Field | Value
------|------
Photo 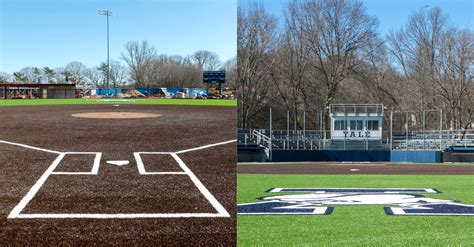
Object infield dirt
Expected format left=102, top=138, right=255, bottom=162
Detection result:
left=0, top=104, right=236, bottom=245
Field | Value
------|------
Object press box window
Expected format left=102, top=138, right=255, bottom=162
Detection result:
left=350, top=120, right=363, bottom=130
left=367, top=120, right=379, bottom=130
left=334, top=120, right=346, bottom=130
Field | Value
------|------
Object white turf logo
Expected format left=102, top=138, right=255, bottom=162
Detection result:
left=237, top=188, right=474, bottom=216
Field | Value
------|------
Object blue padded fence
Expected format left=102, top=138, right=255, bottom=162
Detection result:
left=271, top=150, right=390, bottom=162
left=390, top=151, right=441, bottom=163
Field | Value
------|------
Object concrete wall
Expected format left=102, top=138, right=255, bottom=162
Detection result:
left=390, top=151, right=442, bottom=163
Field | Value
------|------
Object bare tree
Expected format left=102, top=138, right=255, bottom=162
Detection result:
left=238, top=3, right=278, bottom=128
left=109, top=60, right=128, bottom=88
left=65, top=61, right=88, bottom=84
left=0, top=72, right=12, bottom=82
left=18, top=67, right=37, bottom=82
left=13, top=72, right=27, bottom=83
left=433, top=28, right=473, bottom=129
left=190, top=50, right=221, bottom=71
left=222, top=57, right=237, bottom=89
left=387, top=7, right=474, bottom=129
left=288, top=0, right=378, bottom=109
left=86, top=67, right=103, bottom=87
left=43, top=67, right=55, bottom=83
left=121, top=40, right=157, bottom=87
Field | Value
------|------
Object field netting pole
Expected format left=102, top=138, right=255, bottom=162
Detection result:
left=269, top=108, right=272, bottom=161
left=294, top=112, right=297, bottom=132
left=287, top=110, right=289, bottom=149
left=423, top=110, right=426, bottom=150
left=439, top=109, right=443, bottom=150
left=390, top=110, right=393, bottom=150
left=303, top=111, right=306, bottom=149
left=406, top=111, right=409, bottom=150
left=343, top=112, right=346, bottom=150
left=365, top=105, right=368, bottom=151
left=320, top=111, right=323, bottom=149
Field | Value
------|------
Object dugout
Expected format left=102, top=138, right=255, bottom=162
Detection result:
left=1, top=83, right=77, bottom=99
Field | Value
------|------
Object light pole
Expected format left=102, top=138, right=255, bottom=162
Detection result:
left=98, top=10, right=112, bottom=92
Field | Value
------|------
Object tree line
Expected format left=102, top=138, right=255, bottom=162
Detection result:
left=0, top=41, right=236, bottom=89
left=238, top=0, right=473, bottom=131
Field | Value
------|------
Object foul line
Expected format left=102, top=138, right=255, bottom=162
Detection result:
left=8, top=153, right=65, bottom=218
left=175, top=139, right=236, bottom=154
left=171, top=153, right=230, bottom=217
left=0, top=140, right=61, bottom=154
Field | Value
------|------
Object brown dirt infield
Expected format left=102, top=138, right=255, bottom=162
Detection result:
left=237, top=162, right=474, bottom=175
left=71, top=111, right=161, bottom=119
left=0, top=104, right=236, bottom=245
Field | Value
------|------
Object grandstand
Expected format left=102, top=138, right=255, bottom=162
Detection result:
left=238, top=104, right=474, bottom=162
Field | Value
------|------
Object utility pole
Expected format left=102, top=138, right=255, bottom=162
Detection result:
left=99, top=10, right=112, bottom=92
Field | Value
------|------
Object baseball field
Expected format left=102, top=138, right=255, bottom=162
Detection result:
left=237, top=163, right=474, bottom=246
left=0, top=99, right=236, bottom=245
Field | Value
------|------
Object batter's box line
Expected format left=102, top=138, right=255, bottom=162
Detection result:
left=5, top=139, right=235, bottom=219
left=134, top=152, right=186, bottom=175
left=51, top=152, right=102, bottom=175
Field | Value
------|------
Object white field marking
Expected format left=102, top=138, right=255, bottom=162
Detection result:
left=140, top=172, right=186, bottom=175
left=8, top=153, right=66, bottom=219
left=171, top=153, right=230, bottom=217
left=267, top=188, right=439, bottom=193
left=389, top=208, right=406, bottom=215
left=15, top=213, right=228, bottom=219
left=270, top=188, right=283, bottom=192
left=50, top=152, right=102, bottom=175
left=174, top=139, right=236, bottom=154
left=106, top=160, right=129, bottom=166
left=134, top=152, right=185, bottom=175
left=425, top=189, right=437, bottom=193
left=9, top=142, right=230, bottom=219
left=0, top=140, right=61, bottom=154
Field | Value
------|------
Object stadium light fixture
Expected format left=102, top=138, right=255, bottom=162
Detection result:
left=98, top=10, right=112, bottom=92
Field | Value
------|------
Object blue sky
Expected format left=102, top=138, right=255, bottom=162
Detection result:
left=240, top=0, right=473, bottom=34
left=0, top=0, right=237, bottom=74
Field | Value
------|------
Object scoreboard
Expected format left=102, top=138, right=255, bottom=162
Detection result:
left=203, top=71, right=226, bottom=84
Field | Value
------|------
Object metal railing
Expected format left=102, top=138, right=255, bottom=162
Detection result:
left=238, top=128, right=474, bottom=151
left=392, top=130, right=474, bottom=150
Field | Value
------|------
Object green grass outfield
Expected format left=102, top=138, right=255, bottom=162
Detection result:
left=0, top=98, right=236, bottom=107
left=238, top=174, right=474, bottom=246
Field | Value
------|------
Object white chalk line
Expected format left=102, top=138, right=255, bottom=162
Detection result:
left=51, top=152, right=102, bottom=175
left=171, top=153, right=230, bottom=217
left=134, top=152, right=184, bottom=175
left=5, top=140, right=232, bottom=218
left=175, top=139, right=236, bottom=154
left=15, top=213, right=228, bottom=219
left=0, top=140, right=61, bottom=154
left=8, top=153, right=65, bottom=218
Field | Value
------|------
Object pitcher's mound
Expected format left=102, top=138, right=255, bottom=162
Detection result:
left=72, top=112, right=161, bottom=119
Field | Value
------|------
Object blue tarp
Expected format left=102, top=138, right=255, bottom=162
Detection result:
left=96, top=88, right=123, bottom=95
left=95, top=87, right=208, bottom=97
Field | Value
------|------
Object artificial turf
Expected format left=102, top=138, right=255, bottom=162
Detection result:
left=237, top=174, right=474, bottom=246
left=0, top=98, right=236, bottom=107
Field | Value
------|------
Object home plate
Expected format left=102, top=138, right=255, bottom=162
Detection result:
left=107, top=160, right=129, bottom=166
left=350, top=169, right=360, bottom=172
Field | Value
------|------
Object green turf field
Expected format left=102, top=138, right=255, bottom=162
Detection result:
left=238, top=174, right=474, bottom=246
left=0, top=98, right=236, bottom=107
